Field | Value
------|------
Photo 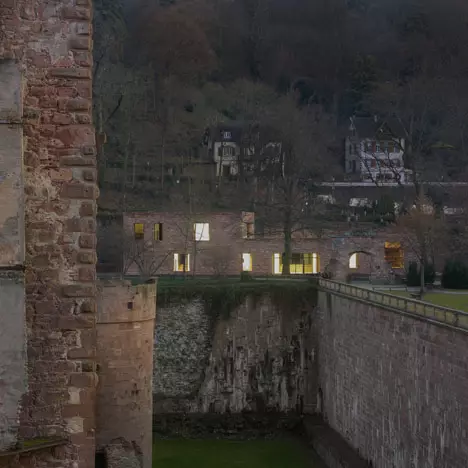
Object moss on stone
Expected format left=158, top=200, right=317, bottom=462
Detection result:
left=157, top=278, right=318, bottom=323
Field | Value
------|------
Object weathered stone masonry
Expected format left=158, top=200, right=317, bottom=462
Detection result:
left=316, top=290, right=468, bottom=468
left=97, top=280, right=156, bottom=468
left=153, top=291, right=318, bottom=415
left=0, top=1, right=97, bottom=467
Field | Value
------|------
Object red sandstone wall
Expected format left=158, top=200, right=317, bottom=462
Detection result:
left=0, top=1, right=97, bottom=467
left=123, top=212, right=405, bottom=278
left=317, top=291, right=468, bottom=468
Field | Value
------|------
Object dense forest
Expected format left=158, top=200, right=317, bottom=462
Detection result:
left=93, top=0, right=468, bottom=213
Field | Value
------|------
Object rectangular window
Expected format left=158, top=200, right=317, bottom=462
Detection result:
left=194, top=223, right=210, bottom=241
left=154, top=223, right=163, bottom=241
left=290, top=253, right=303, bottom=274
left=134, top=223, right=144, bottom=239
left=223, top=146, right=235, bottom=157
left=273, top=253, right=282, bottom=275
left=242, top=222, right=255, bottom=239
left=242, top=253, right=252, bottom=272
left=388, top=141, right=394, bottom=153
left=371, top=141, right=376, bottom=153
left=223, top=131, right=232, bottom=140
left=376, top=141, right=381, bottom=152
left=173, top=253, right=190, bottom=272
left=274, top=253, right=319, bottom=275
left=384, top=242, right=404, bottom=269
left=364, top=141, right=369, bottom=152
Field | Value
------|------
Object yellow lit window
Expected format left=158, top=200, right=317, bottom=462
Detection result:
left=134, top=223, right=144, bottom=239
left=242, top=253, right=252, bottom=272
left=275, top=253, right=320, bottom=275
left=349, top=253, right=358, bottom=269
left=154, top=223, right=163, bottom=241
left=173, top=253, right=190, bottom=272
left=384, top=242, right=404, bottom=269
left=302, top=253, right=319, bottom=274
left=194, top=223, right=210, bottom=241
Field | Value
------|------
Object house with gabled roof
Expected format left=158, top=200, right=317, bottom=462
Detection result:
left=345, top=116, right=413, bottom=185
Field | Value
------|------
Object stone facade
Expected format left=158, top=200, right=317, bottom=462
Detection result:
left=153, top=292, right=318, bottom=414
left=122, top=211, right=406, bottom=280
left=96, top=280, right=156, bottom=468
left=0, top=1, right=97, bottom=467
left=316, top=290, right=468, bottom=468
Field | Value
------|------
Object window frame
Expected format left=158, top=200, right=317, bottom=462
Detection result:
left=194, top=223, right=210, bottom=242
left=153, top=223, right=163, bottom=241
left=173, top=253, right=190, bottom=272
left=242, top=253, right=252, bottom=272
left=134, top=223, right=144, bottom=240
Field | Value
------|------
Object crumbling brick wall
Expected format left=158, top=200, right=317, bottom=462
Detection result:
left=0, top=1, right=97, bottom=467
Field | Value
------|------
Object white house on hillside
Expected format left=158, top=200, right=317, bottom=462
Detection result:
left=345, top=116, right=412, bottom=185
left=205, top=123, right=283, bottom=178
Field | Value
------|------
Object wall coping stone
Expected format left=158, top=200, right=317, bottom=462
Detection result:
left=320, top=278, right=468, bottom=332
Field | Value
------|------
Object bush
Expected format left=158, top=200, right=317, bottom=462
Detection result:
left=240, top=271, right=254, bottom=282
left=441, top=260, right=468, bottom=290
left=406, top=261, right=420, bottom=287
left=424, top=263, right=436, bottom=285
left=406, top=261, right=435, bottom=287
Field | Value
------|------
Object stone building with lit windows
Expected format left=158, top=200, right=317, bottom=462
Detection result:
left=118, top=211, right=408, bottom=281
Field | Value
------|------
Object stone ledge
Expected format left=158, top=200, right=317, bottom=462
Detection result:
left=0, top=438, right=68, bottom=458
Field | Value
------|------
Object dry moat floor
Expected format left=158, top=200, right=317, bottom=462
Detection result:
left=153, top=439, right=321, bottom=467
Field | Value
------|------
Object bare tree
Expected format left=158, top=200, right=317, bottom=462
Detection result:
left=255, top=95, right=337, bottom=274
left=202, top=246, right=236, bottom=278
left=396, top=194, right=444, bottom=297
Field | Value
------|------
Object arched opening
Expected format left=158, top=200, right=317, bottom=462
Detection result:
left=348, top=251, right=373, bottom=282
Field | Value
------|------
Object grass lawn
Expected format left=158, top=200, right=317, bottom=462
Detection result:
left=390, top=291, right=468, bottom=312
left=153, top=439, right=320, bottom=468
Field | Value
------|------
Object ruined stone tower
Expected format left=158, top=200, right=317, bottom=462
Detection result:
left=96, top=280, right=157, bottom=468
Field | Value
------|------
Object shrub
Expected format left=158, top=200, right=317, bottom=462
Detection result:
left=424, top=263, right=436, bottom=285
left=406, top=261, right=435, bottom=286
left=240, top=271, right=254, bottom=282
left=441, top=260, right=468, bottom=290
left=406, top=261, right=420, bottom=287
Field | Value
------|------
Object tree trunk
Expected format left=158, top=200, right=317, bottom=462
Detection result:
left=419, top=261, right=425, bottom=298
left=282, top=206, right=292, bottom=275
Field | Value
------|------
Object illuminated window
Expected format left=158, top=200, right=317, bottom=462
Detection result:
left=302, top=253, right=319, bottom=274
left=194, top=223, right=210, bottom=241
left=134, top=223, right=144, bottom=240
left=384, top=242, right=404, bottom=269
left=273, top=253, right=282, bottom=275
left=154, top=223, right=163, bottom=241
left=349, top=253, right=358, bottom=269
left=291, top=253, right=304, bottom=274
left=174, top=253, right=190, bottom=272
left=273, top=253, right=319, bottom=275
left=242, top=253, right=252, bottom=272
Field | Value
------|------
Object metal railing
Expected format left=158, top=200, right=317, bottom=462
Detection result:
left=319, top=278, right=468, bottom=332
